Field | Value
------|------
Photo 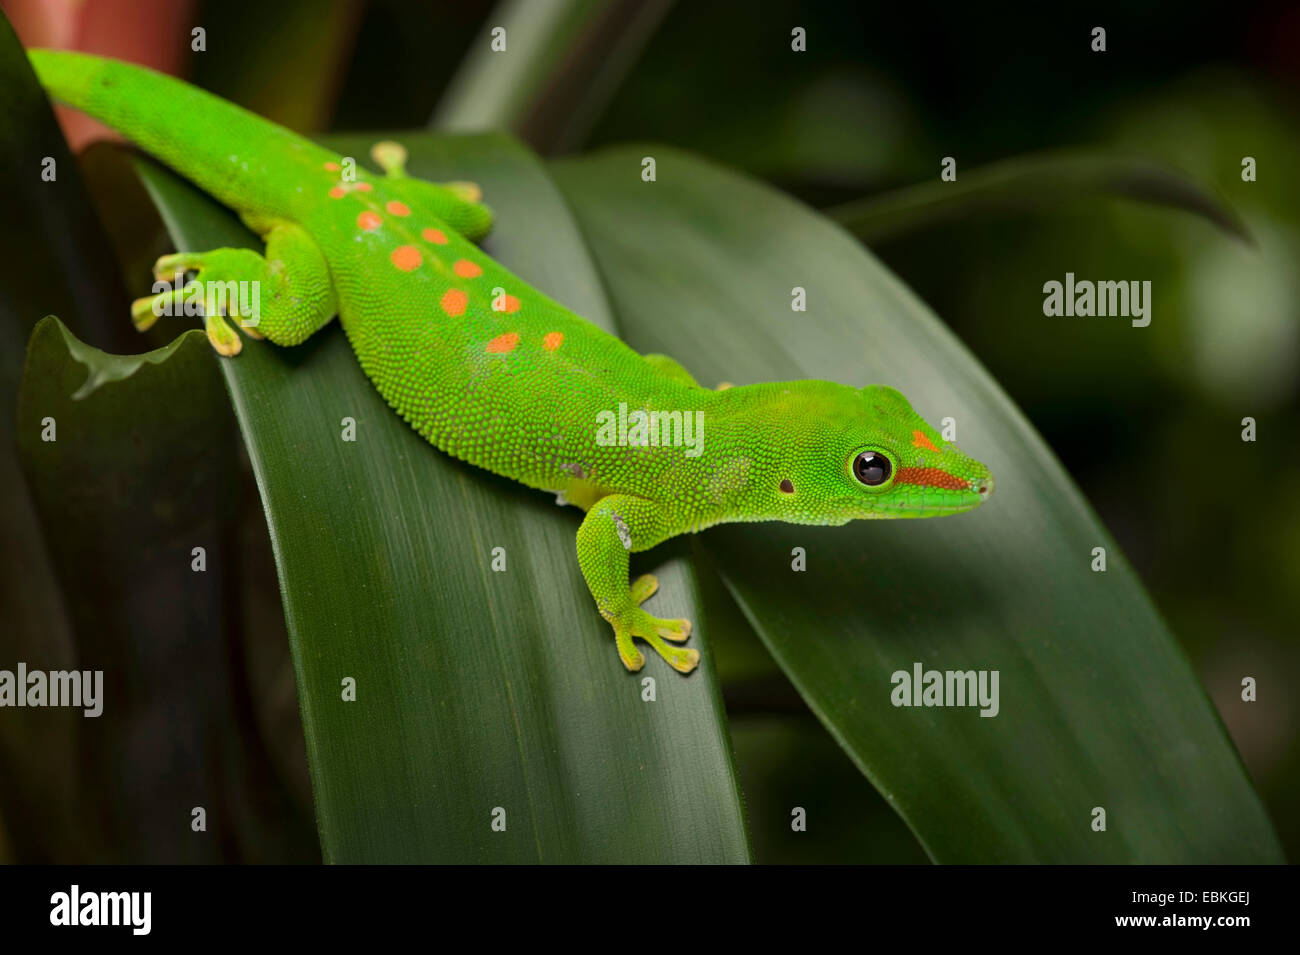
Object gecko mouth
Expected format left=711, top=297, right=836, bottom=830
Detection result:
left=896, top=470, right=994, bottom=505
left=899, top=501, right=982, bottom=515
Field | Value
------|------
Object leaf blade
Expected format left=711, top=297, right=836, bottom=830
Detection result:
left=552, top=143, right=1282, bottom=863
left=133, top=131, right=750, bottom=863
left=828, top=150, right=1251, bottom=244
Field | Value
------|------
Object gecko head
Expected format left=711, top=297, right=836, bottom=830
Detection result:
left=839, top=384, right=993, bottom=519
left=774, top=383, right=994, bottom=522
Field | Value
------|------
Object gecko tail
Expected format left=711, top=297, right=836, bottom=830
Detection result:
left=27, top=48, right=319, bottom=213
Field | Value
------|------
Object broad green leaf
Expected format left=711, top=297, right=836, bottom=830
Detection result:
left=828, top=150, right=1250, bottom=244
left=132, top=132, right=749, bottom=863
left=552, top=145, right=1282, bottom=862
left=15, top=318, right=317, bottom=862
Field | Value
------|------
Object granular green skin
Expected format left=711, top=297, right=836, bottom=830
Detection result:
left=31, top=50, right=994, bottom=673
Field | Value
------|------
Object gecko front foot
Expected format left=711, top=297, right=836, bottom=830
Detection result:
left=577, top=496, right=700, bottom=675
left=604, top=574, right=698, bottom=674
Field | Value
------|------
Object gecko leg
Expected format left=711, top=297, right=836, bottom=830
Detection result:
left=131, top=222, right=336, bottom=356
left=642, top=352, right=703, bottom=389
left=370, top=140, right=494, bottom=241
left=643, top=352, right=734, bottom=391
left=576, top=495, right=698, bottom=674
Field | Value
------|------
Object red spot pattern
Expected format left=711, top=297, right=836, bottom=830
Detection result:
left=893, top=467, right=968, bottom=490
left=441, top=289, right=467, bottom=316
left=486, top=332, right=519, bottom=353
left=390, top=245, right=421, bottom=271
left=912, top=430, right=940, bottom=453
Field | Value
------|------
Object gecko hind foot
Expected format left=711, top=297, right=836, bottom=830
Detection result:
left=132, top=248, right=270, bottom=355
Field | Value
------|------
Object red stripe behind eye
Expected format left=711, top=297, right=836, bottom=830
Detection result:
left=894, top=467, right=968, bottom=490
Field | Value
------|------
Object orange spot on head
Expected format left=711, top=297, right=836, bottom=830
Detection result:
left=357, top=211, right=382, bottom=230
left=453, top=259, right=482, bottom=278
left=440, top=288, right=468, bottom=317
left=386, top=200, right=410, bottom=216
left=486, top=332, right=520, bottom=354
left=390, top=245, right=422, bottom=271
left=328, top=186, right=347, bottom=199
left=323, top=161, right=341, bottom=172
left=422, top=228, right=448, bottom=245
left=497, top=294, right=521, bottom=314
left=912, top=430, right=940, bottom=453
left=542, top=331, right=564, bottom=352
left=355, top=182, right=373, bottom=192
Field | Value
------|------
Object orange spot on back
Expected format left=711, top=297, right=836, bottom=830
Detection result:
left=386, top=200, right=411, bottom=216
left=453, top=259, right=482, bottom=278
left=486, top=332, right=520, bottom=354
left=542, top=331, right=564, bottom=351
left=357, top=211, right=382, bottom=230
left=440, top=288, right=468, bottom=317
left=355, top=182, right=373, bottom=192
left=422, top=228, right=448, bottom=244
left=390, top=245, right=421, bottom=271
left=323, top=161, right=341, bottom=172
left=328, top=186, right=346, bottom=199
left=496, top=294, right=521, bottom=314
left=912, top=430, right=940, bottom=453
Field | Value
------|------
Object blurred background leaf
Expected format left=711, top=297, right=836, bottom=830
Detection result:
left=432, top=0, right=675, bottom=153
left=827, top=150, right=1249, bottom=244
left=16, top=318, right=317, bottom=862
left=0, top=11, right=127, bottom=862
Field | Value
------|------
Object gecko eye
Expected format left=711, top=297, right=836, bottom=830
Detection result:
left=852, top=450, right=892, bottom=487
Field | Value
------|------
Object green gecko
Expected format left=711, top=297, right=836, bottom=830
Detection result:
left=29, top=49, right=995, bottom=675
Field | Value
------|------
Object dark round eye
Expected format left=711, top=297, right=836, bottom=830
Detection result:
left=852, top=451, right=892, bottom=487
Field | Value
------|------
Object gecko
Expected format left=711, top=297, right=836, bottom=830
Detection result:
left=29, top=49, right=994, bottom=675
